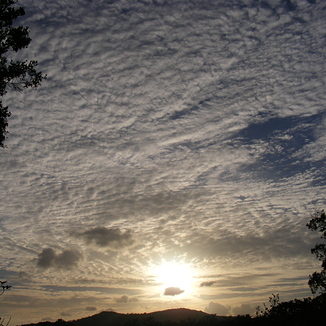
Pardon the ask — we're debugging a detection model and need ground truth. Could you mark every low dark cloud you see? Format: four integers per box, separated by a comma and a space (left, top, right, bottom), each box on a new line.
85, 306, 97, 312
115, 295, 138, 303
115, 295, 129, 303
41, 285, 141, 296
164, 287, 184, 296
36, 248, 82, 269
18, 271, 31, 282
73, 227, 133, 249
199, 273, 279, 291
60, 312, 72, 317
200, 281, 216, 287
232, 304, 255, 316
205, 302, 230, 315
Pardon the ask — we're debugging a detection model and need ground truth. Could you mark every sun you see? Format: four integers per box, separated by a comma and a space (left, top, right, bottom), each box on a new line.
154, 261, 195, 296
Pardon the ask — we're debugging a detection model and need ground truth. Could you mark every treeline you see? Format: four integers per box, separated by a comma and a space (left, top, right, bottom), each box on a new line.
252, 292, 326, 326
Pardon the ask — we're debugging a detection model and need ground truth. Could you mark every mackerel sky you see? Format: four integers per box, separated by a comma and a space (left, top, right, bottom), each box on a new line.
0, 0, 325, 325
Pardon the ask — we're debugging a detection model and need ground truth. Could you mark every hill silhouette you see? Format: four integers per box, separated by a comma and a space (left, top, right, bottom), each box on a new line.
75, 308, 210, 326
20, 308, 236, 326
19, 294, 326, 326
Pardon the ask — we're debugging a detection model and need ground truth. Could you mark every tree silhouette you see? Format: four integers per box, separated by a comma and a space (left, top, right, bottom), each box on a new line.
0, 0, 46, 147
0, 281, 11, 326
254, 293, 326, 326
0, 281, 11, 296
306, 209, 326, 294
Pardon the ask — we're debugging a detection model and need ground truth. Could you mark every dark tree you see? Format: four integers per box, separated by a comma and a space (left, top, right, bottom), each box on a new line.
254, 293, 326, 326
0, 0, 46, 147
0, 281, 12, 326
0, 280, 11, 296
306, 209, 326, 294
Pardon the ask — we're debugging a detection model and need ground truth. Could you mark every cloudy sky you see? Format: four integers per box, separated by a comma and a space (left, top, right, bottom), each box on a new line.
1, 0, 326, 324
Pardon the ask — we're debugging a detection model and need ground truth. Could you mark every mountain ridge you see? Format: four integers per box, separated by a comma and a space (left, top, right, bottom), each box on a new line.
20, 308, 234, 326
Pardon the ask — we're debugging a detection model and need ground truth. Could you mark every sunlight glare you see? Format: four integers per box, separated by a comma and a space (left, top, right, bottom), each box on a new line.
154, 261, 195, 296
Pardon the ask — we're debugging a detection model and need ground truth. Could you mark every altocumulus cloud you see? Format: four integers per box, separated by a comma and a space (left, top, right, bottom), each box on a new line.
73, 227, 134, 249
0, 0, 326, 323
36, 248, 82, 269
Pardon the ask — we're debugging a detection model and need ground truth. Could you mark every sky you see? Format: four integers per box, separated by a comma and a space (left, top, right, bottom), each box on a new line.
0, 0, 325, 324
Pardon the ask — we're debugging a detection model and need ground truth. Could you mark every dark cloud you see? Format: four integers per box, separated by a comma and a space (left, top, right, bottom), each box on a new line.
163, 287, 184, 296
85, 306, 97, 312
115, 295, 138, 303
36, 248, 82, 269
41, 285, 141, 296
18, 271, 31, 282
115, 295, 129, 303
73, 227, 133, 249
200, 281, 216, 287
200, 273, 279, 290
61, 311, 72, 317
205, 302, 231, 315
232, 304, 255, 316
37, 248, 56, 268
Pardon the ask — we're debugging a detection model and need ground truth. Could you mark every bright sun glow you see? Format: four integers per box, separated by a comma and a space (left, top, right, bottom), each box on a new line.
154, 261, 195, 296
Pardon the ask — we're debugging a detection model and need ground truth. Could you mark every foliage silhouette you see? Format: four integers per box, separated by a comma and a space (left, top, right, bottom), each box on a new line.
0, 281, 11, 326
0, 316, 11, 326
306, 209, 326, 294
0, 281, 11, 296
255, 293, 279, 318
253, 293, 326, 326
0, 0, 46, 147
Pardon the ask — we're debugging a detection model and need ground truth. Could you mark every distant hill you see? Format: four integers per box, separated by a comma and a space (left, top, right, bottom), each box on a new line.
75, 308, 209, 326
20, 294, 326, 326
20, 308, 235, 326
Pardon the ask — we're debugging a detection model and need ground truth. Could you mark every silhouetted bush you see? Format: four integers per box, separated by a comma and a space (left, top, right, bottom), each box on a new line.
253, 293, 326, 326
306, 209, 326, 294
